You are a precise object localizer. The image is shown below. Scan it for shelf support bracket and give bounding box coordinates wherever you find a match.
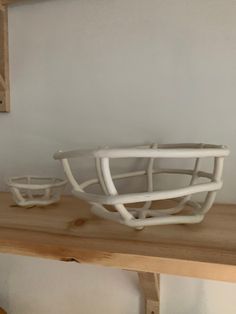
[138,272,160,314]
[0,0,10,112]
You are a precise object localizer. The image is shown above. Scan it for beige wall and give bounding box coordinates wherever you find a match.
[0,0,236,313]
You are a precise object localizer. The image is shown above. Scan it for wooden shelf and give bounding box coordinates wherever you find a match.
[0,192,235,282]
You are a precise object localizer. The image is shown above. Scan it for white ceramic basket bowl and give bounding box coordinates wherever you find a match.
[54,143,229,229]
[7,176,67,207]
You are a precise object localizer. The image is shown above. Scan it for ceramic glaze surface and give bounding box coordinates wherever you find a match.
[7,176,67,207]
[54,143,229,228]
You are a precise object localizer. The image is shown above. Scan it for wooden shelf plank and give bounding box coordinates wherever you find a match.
[0,192,236,282]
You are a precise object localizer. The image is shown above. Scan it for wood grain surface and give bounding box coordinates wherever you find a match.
[0,193,235,282]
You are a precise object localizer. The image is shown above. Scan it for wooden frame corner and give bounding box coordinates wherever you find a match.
[0,0,10,112]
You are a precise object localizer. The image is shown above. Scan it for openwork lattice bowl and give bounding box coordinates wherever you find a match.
[54,143,229,229]
[7,176,67,207]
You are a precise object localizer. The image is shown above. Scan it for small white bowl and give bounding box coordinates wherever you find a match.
[7,176,67,207]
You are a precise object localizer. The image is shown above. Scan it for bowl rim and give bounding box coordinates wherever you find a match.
[7,176,67,190]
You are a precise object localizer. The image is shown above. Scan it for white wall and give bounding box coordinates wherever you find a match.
[0,0,236,313]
